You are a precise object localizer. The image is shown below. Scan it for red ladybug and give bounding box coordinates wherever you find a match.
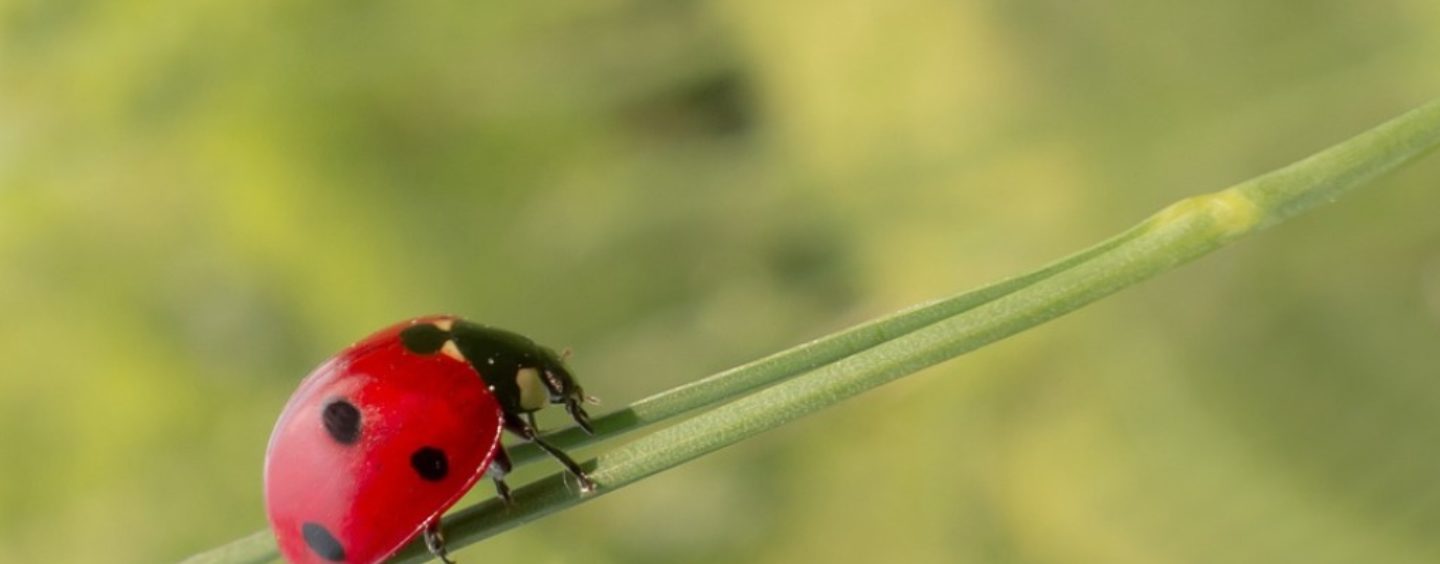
[264,315,597,564]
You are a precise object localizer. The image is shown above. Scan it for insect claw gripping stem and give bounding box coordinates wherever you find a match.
[494,479,515,506]
[488,448,516,506]
[423,520,455,564]
[529,433,597,493]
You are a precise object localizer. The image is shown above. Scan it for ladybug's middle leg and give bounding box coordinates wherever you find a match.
[488,446,515,505]
[503,412,597,493]
[423,519,456,564]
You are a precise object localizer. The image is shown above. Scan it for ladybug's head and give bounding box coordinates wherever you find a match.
[539,348,599,436]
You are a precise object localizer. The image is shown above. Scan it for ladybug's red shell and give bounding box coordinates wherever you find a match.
[265,316,503,564]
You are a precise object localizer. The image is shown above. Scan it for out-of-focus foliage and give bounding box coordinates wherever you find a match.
[2,1,1439,562]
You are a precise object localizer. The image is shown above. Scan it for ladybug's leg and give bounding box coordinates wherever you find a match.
[503,412,597,493]
[563,397,596,435]
[423,519,456,564]
[488,446,515,506]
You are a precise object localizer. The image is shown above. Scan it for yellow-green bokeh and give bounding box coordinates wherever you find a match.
[3,1,1440,562]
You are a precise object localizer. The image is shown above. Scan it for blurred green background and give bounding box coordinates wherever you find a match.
[4,1,1440,562]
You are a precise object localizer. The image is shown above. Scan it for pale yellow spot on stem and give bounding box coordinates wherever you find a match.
[1148,187,1261,239]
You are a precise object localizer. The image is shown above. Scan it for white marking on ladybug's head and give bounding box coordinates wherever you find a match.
[434,319,455,332]
[516,367,547,411]
[441,341,464,362]
[487,357,496,365]
[543,371,564,393]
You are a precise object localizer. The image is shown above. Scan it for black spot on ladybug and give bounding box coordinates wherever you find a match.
[400,324,450,355]
[411,446,449,481]
[302,522,346,562]
[322,400,362,445]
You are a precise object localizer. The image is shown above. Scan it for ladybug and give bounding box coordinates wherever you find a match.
[264,315,597,564]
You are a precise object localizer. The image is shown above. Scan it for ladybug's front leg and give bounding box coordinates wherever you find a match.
[503,412,597,493]
[423,519,456,564]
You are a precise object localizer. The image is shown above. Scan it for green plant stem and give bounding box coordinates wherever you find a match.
[183,196,1148,564]
[390,97,1440,562]
[183,97,1440,564]
[501,213,1143,468]
[180,228,1136,564]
